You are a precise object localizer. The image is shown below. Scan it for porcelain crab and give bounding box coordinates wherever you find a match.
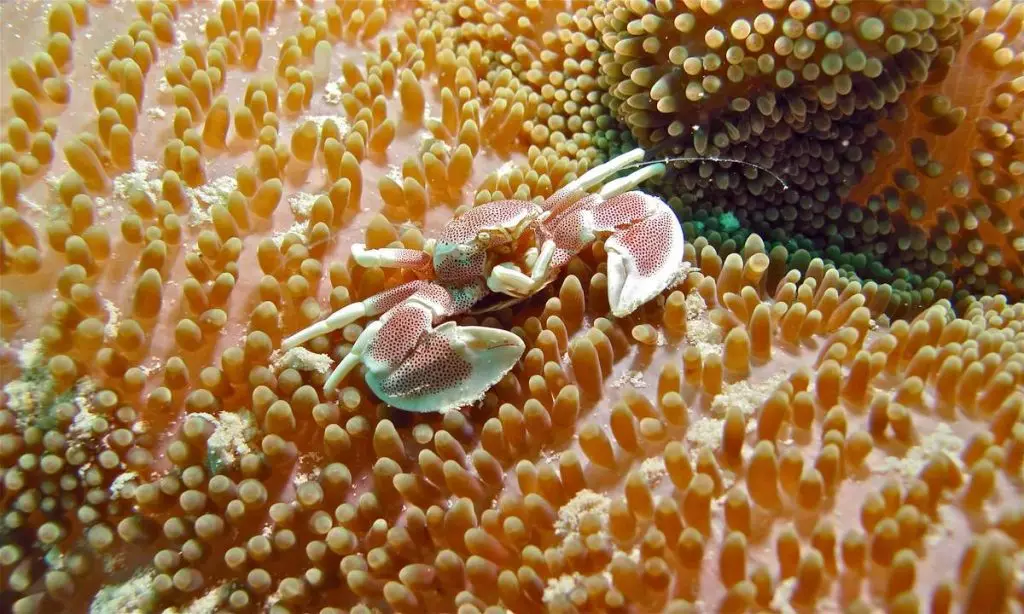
[280,148,684,413]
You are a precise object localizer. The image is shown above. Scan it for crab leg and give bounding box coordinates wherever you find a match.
[541,148,660,223]
[487,239,557,297]
[559,147,645,195]
[324,320,382,391]
[532,240,556,282]
[280,280,429,350]
[351,244,432,270]
[598,163,666,199]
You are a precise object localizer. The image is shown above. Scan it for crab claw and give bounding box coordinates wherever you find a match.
[603,193,685,318]
[365,321,525,413]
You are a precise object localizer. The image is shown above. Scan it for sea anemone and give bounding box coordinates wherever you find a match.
[0,1,1021,613]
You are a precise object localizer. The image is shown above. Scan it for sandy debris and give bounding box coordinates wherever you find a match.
[307,114,349,134]
[495,160,518,178]
[1,376,45,427]
[709,371,789,421]
[293,454,324,487]
[112,159,161,206]
[3,339,100,438]
[543,573,586,605]
[545,460,672,604]
[544,552,632,603]
[146,106,167,119]
[195,411,258,470]
[10,337,43,370]
[610,369,646,389]
[20,196,52,217]
[47,168,115,221]
[271,221,309,247]
[138,358,162,376]
[188,175,238,227]
[271,347,334,375]
[555,457,669,540]
[93,196,113,219]
[554,489,610,539]
[110,160,237,228]
[102,300,122,339]
[686,417,724,461]
[66,378,100,440]
[323,81,342,104]
[109,471,137,500]
[165,582,227,613]
[869,422,965,480]
[105,552,130,574]
[293,470,321,487]
[385,164,404,182]
[89,568,156,614]
[288,191,319,220]
[639,456,667,487]
[685,290,724,355]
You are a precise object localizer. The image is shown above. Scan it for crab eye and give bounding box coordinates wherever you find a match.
[476,231,491,243]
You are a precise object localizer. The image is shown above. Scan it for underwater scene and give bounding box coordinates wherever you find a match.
[0,0,1022,612]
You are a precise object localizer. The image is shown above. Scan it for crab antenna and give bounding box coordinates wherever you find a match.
[280,302,368,350]
[560,147,646,195]
[598,162,666,199]
[619,155,792,191]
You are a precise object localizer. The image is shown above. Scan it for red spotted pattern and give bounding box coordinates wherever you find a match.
[366,281,488,370]
[368,304,432,367]
[374,324,473,400]
[387,249,432,269]
[434,250,487,285]
[545,191,679,278]
[417,279,488,314]
[351,186,681,408]
[540,188,592,223]
[590,192,653,229]
[605,210,678,277]
[440,200,540,245]
[364,280,430,315]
